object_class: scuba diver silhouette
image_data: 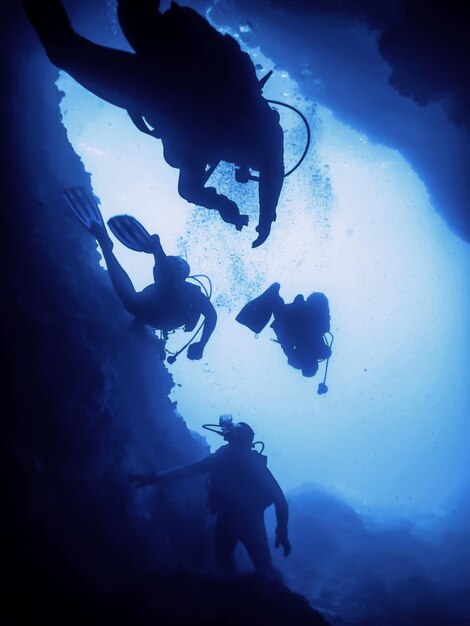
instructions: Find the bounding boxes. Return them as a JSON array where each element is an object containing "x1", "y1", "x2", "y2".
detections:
[
  {"x1": 131, "y1": 415, "x2": 291, "y2": 577},
  {"x1": 63, "y1": 187, "x2": 216, "y2": 361},
  {"x1": 23, "y1": 0, "x2": 285, "y2": 248},
  {"x1": 237, "y1": 283, "x2": 333, "y2": 393}
]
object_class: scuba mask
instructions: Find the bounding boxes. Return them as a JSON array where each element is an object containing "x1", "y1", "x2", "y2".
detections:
[{"x1": 203, "y1": 415, "x2": 264, "y2": 452}]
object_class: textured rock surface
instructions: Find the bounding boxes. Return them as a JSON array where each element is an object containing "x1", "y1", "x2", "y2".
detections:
[{"x1": 1, "y1": 3, "x2": 328, "y2": 624}]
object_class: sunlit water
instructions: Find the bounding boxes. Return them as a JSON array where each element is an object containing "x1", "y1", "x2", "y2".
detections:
[{"x1": 57, "y1": 42, "x2": 470, "y2": 519}]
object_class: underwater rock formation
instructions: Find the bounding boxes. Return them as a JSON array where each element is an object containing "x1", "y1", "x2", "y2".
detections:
[{"x1": 2, "y1": 3, "x2": 327, "y2": 624}]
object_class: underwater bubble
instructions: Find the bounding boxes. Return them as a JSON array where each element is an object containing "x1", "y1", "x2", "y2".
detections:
[{"x1": 239, "y1": 22, "x2": 253, "y2": 34}]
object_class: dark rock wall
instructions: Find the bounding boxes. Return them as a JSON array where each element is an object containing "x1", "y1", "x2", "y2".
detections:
[
  {"x1": 2, "y1": 0, "x2": 210, "y2": 599},
  {"x1": 1, "y1": 4, "x2": 328, "y2": 625}
]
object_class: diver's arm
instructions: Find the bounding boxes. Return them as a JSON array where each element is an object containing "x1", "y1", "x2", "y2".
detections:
[
  {"x1": 274, "y1": 490, "x2": 289, "y2": 534},
  {"x1": 148, "y1": 234, "x2": 166, "y2": 262},
  {"x1": 253, "y1": 158, "x2": 284, "y2": 249},
  {"x1": 252, "y1": 110, "x2": 285, "y2": 248},
  {"x1": 157, "y1": 458, "x2": 211, "y2": 481},
  {"x1": 148, "y1": 234, "x2": 171, "y2": 284},
  {"x1": 187, "y1": 296, "x2": 217, "y2": 360},
  {"x1": 130, "y1": 455, "x2": 214, "y2": 487},
  {"x1": 268, "y1": 471, "x2": 291, "y2": 556}
]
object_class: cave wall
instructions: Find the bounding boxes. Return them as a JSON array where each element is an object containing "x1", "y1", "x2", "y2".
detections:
[{"x1": 2, "y1": 0, "x2": 212, "y2": 601}]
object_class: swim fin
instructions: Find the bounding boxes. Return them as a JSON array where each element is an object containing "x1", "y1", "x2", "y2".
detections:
[
  {"x1": 107, "y1": 215, "x2": 152, "y2": 252},
  {"x1": 236, "y1": 283, "x2": 281, "y2": 334},
  {"x1": 63, "y1": 186, "x2": 105, "y2": 230}
]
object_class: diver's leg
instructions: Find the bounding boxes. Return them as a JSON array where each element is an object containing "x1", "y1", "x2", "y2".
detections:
[
  {"x1": 240, "y1": 514, "x2": 274, "y2": 576},
  {"x1": 214, "y1": 515, "x2": 238, "y2": 575},
  {"x1": 178, "y1": 165, "x2": 249, "y2": 231},
  {"x1": 117, "y1": 0, "x2": 162, "y2": 54},
  {"x1": 265, "y1": 283, "x2": 284, "y2": 316},
  {"x1": 92, "y1": 228, "x2": 142, "y2": 316},
  {"x1": 23, "y1": 0, "x2": 140, "y2": 110},
  {"x1": 252, "y1": 108, "x2": 284, "y2": 248}
]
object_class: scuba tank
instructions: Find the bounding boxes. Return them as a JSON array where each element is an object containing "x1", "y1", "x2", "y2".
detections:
[{"x1": 306, "y1": 291, "x2": 330, "y2": 335}]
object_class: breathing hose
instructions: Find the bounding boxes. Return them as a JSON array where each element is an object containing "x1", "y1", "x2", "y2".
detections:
[{"x1": 165, "y1": 274, "x2": 213, "y2": 363}]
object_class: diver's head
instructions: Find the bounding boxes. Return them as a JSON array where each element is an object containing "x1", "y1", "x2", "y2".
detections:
[
  {"x1": 167, "y1": 256, "x2": 190, "y2": 280},
  {"x1": 306, "y1": 292, "x2": 328, "y2": 307},
  {"x1": 219, "y1": 415, "x2": 255, "y2": 448},
  {"x1": 301, "y1": 361, "x2": 319, "y2": 378},
  {"x1": 231, "y1": 422, "x2": 255, "y2": 447}
]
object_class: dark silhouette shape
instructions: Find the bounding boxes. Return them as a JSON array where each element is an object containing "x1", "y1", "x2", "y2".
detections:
[
  {"x1": 131, "y1": 415, "x2": 291, "y2": 577},
  {"x1": 64, "y1": 187, "x2": 216, "y2": 360},
  {"x1": 236, "y1": 283, "x2": 332, "y2": 382},
  {"x1": 23, "y1": 0, "x2": 285, "y2": 247}
]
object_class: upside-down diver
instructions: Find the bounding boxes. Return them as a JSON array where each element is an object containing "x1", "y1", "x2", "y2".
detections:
[
  {"x1": 23, "y1": 0, "x2": 285, "y2": 247},
  {"x1": 64, "y1": 187, "x2": 217, "y2": 361},
  {"x1": 236, "y1": 283, "x2": 333, "y2": 393}
]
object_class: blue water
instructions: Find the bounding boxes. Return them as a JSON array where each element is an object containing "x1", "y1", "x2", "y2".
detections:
[{"x1": 57, "y1": 35, "x2": 470, "y2": 524}]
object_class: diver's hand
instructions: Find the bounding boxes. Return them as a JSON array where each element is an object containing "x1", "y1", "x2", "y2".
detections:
[
  {"x1": 129, "y1": 473, "x2": 157, "y2": 488},
  {"x1": 187, "y1": 342, "x2": 204, "y2": 360},
  {"x1": 275, "y1": 527, "x2": 291, "y2": 556}
]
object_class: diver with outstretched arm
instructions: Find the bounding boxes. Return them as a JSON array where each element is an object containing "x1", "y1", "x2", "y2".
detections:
[
  {"x1": 63, "y1": 187, "x2": 216, "y2": 360},
  {"x1": 131, "y1": 416, "x2": 291, "y2": 577}
]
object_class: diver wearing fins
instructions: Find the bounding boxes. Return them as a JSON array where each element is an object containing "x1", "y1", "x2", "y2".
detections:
[
  {"x1": 23, "y1": 0, "x2": 285, "y2": 248},
  {"x1": 236, "y1": 283, "x2": 333, "y2": 393},
  {"x1": 131, "y1": 415, "x2": 291, "y2": 578},
  {"x1": 63, "y1": 187, "x2": 216, "y2": 361}
]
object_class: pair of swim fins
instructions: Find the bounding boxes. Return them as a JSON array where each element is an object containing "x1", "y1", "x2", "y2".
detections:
[{"x1": 63, "y1": 186, "x2": 152, "y2": 252}]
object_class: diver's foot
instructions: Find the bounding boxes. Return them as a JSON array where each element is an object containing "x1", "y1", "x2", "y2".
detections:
[
  {"x1": 90, "y1": 222, "x2": 113, "y2": 250},
  {"x1": 89, "y1": 220, "x2": 106, "y2": 238},
  {"x1": 141, "y1": 234, "x2": 161, "y2": 255},
  {"x1": 254, "y1": 566, "x2": 284, "y2": 584}
]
